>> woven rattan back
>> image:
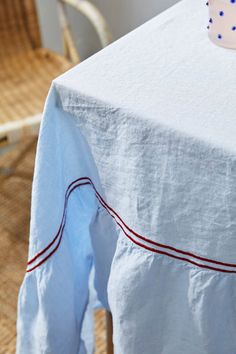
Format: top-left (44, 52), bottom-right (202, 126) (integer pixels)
top-left (0, 0), bottom-right (112, 146)
top-left (0, 0), bottom-right (41, 59)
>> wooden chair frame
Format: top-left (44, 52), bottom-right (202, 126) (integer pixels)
top-left (106, 311), bottom-right (114, 354)
top-left (58, 0), bottom-right (112, 64)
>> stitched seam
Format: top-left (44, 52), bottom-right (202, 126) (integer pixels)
top-left (26, 177), bottom-right (236, 273)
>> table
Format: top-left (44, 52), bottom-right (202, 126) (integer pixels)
top-left (16, 0), bottom-right (236, 353)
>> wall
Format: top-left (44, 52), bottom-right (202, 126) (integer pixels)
top-left (36, 0), bottom-right (180, 61)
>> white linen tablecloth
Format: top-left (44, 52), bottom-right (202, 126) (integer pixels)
top-left (17, 0), bottom-right (236, 353)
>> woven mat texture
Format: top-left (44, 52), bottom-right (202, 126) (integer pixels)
top-left (0, 0), bottom-right (71, 124)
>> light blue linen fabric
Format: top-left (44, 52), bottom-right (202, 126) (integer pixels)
top-left (16, 87), bottom-right (117, 353)
top-left (16, 84), bottom-right (236, 354)
top-left (17, 0), bottom-right (236, 353)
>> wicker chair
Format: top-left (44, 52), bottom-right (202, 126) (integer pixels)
top-left (0, 0), bottom-right (111, 151)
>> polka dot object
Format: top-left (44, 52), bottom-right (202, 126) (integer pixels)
top-left (208, 0), bottom-right (236, 49)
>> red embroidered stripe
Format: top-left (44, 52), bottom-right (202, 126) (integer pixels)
top-left (94, 191), bottom-right (236, 268)
top-left (27, 223), bottom-right (65, 273)
top-left (27, 178), bottom-right (90, 266)
top-left (26, 176), bottom-right (236, 273)
top-left (26, 180), bottom-right (90, 272)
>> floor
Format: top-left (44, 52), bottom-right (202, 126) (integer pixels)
top-left (0, 139), bottom-right (106, 354)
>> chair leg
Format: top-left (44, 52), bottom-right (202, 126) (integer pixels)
top-left (106, 311), bottom-right (114, 354)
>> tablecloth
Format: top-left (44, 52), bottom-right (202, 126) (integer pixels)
top-left (16, 0), bottom-right (236, 353)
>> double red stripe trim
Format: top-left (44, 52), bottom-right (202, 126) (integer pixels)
top-left (26, 177), bottom-right (236, 274)
top-left (26, 179), bottom-right (91, 272)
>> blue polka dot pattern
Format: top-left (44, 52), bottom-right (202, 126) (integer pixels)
top-left (208, 0), bottom-right (236, 49)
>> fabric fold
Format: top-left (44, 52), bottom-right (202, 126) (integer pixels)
top-left (16, 86), bottom-right (112, 354)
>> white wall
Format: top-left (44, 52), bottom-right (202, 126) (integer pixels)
top-left (36, 0), bottom-right (180, 61)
